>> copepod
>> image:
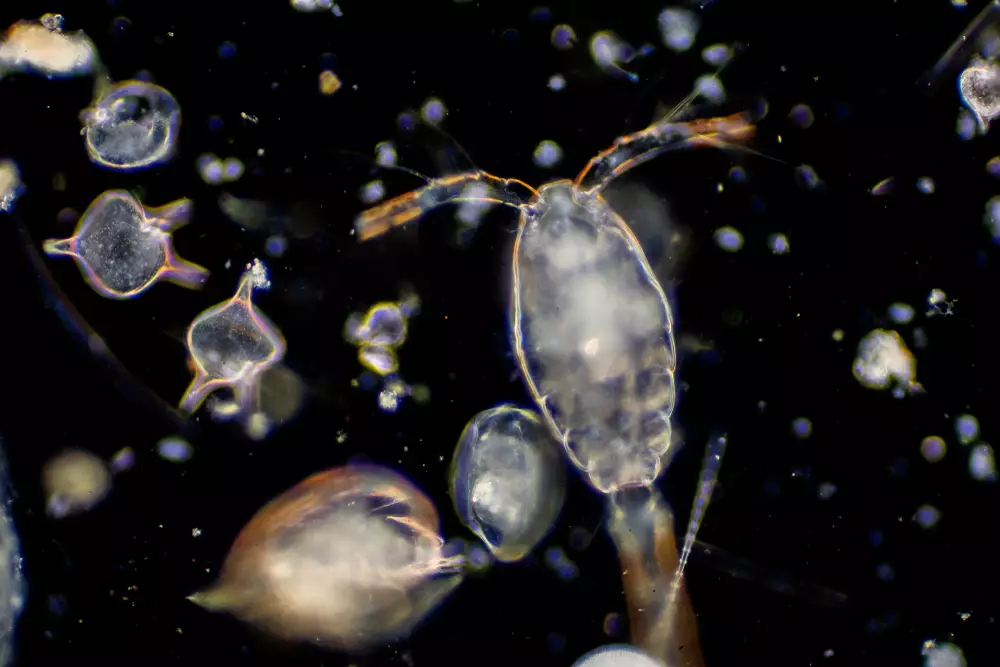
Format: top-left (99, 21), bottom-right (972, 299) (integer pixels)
top-left (355, 87), bottom-right (754, 495)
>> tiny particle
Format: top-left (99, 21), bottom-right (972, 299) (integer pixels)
top-left (767, 232), bottom-right (790, 254)
top-left (156, 437), bottom-right (193, 463)
top-left (420, 98), bottom-right (447, 124)
top-left (954, 414), bottom-right (979, 445)
top-left (192, 527), bottom-right (202, 537)
top-left (658, 7), bottom-right (700, 52)
top-left (969, 443), bottom-right (997, 482)
top-left (701, 43), bottom-right (732, 67)
top-left (217, 41), bottom-right (237, 60)
top-left (817, 482), bottom-right (837, 500)
top-left (920, 436), bottom-right (947, 463)
top-left (551, 24), bottom-right (576, 50)
top-left (319, 70), bottom-right (341, 95)
top-left (532, 140), bottom-right (563, 168)
top-left (547, 74), bottom-right (566, 91)
top-left (713, 226), bottom-right (744, 252)
top-left (913, 504), bottom-right (941, 528)
top-left (795, 164), bottom-right (820, 189)
top-left (887, 302), bottom-right (915, 324)
top-left (788, 104), bottom-right (815, 128)
top-left (832, 329), bottom-right (845, 342)
top-left (791, 417), bottom-right (812, 439)
top-left (916, 177), bottom-right (936, 194)
top-left (870, 177), bottom-right (895, 196)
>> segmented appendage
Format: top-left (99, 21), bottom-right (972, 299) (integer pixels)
top-left (512, 182), bottom-right (676, 493)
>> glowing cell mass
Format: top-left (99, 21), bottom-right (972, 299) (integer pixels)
top-left (188, 464), bottom-right (464, 650)
top-left (179, 259), bottom-right (286, 440)
top-left (450, 404), bottom-right (566, 562)
top-left (42, 190), bottom-right (209, 299)
top-left (81, 80), bottom-right (181, 170)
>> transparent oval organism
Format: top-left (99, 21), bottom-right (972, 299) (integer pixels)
top-left (42, 190), bottom-right (209, 299)
top-left (449, 404), bottom-right (566, 562)
top-left (188, 464), bottom-right (464, 651)
top-left (81, 80), bottom-right (181, 170)
top-left (355, 99), bottom-right (752, 493)
top-left (179, 259), bottom-right (286, 439)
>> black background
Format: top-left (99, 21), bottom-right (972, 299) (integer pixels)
top-left (0, 0), bottom-right (997, 665)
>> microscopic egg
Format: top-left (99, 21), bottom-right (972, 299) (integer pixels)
top-left (80, 80), bottom-right (181, 170)
top-left (450, 404), bottom-right (566, 562)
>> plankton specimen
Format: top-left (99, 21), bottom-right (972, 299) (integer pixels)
top-left (355, 89), bottom-right (754, 495)
top-left (356, 80), bottom-right (753, 664)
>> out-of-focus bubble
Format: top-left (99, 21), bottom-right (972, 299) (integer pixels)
top-left (222, 158), bottom-right (244, 182)
top-left (870, 177), bottom-right (895, 196)
top-left (969, 443), bottom-right (997, 481)
top-left (0, 160), bottom-right (22, 213)
top-left (852, 329), bottom-right (923, 397)
top-left (420, 98), bottom-right (447, 125)
top-left (701, 43), bottom-right (731, 66)
top-left (817, 482), bottom-right (837, 500)
top-left (791, 417), bottom-right (812, 439)
top-left (81, 81), bottom-right (181, 171)
top-left (0, 15), bottom-right (99, 78)
top-left (795, 164), bottom-right (820, 189)
top-left (658, 7), bottom-right (699, 52)
top-left (319, 69), bottom-right (341, 95)
top-left (375, 141), bottom-right (397, 167)
top-left (888, 302), bottom-right (915, 324)
top-left (551, 24), bottom-right (576, 50)
top-left (197, 154), bottom-right (224, 185)
top-left (43, 449), bottom-right (111, 518)
top-left (954, 414), bottom-right (979, 445)
top-left (188, 465), bottom-right (464, 650)
top-left (42, 190), bottom-right (210, 299)
top-left (109, 447), bottom-right (135, 473)
top-left (217, 41), bottom-right (237, 60)
top-left (956, 108), bottom-right (977, 140)
top-left (265, 235), bottom-right (287, 257)
top-left (547, 74), bottom-right (566, 91)
top-left (920, 436), bottom-right (947, 462)
top-left (156, 437), bottom-right (193, 463)
top-left (533, 140), bottom-right (563, 168)
top-left (913, 504), bottom-right (941, 528)
top-left (544, 547), bottom-right (579, 581)
top-left (767, 233), bottom-right (790, 254)
top-left (359, 180), bottom-right (386, 204)
top-left (450, 405), bottom-right (565, 562)
top-left (257, 364), bottom-right (306, 427)
top-left (713, 226), bottom-right (743, 252)
top-left (788, 104), bottom-right (815, 128)
top-left (922, 640), bottom-right (967, 667)
top-left (959, 58), bottom-right (1000, 133)
top-left (987, 156), bottom-right (1000, 177)
top-left (916, 177), bottom-right (936, 194)
top-left (694, 74), bottom-right (725, 103)
top-left (729, 165), bottom-right (747, 182)
top-left (572, 644), bottom-right (664, 667)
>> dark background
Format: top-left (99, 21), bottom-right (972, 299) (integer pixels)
top-left (0, 0), bottom-right (997, 665)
